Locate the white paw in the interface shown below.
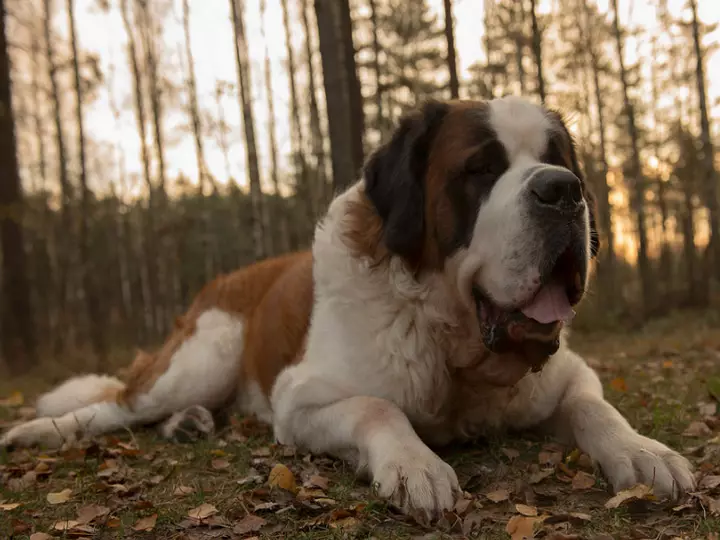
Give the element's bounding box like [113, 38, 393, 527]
[371, 446, 461, 521]
[0, 418, 71, 449]
[598, 434, 695, 499]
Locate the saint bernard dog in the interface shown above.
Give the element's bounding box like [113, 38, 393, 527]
[1, 96, 694, 520]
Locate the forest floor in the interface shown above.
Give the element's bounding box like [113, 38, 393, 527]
[1, 309, 720, 540]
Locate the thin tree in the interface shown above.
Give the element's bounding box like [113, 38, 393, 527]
[281, 0, 315, 237]
[688, 0, 720, 279]
[0, 0, 36, 372]
[443, 0, 460, 99]
[529, 0, 546, 102]
[301, 0, 329, 207]
[230, 0, 266, 260]
[337, 0, 364, 173]
[66, 0, 106, 362]
[610, 0, 653, 314]
[43, 0, 72, 329]
[315, 0, 356, 192]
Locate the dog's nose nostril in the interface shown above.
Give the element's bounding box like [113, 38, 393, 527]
[529, 168, 583, 209]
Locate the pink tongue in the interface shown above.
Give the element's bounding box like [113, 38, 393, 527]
[520, 282, 575, 324]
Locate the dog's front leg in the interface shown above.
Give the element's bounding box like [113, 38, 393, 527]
[547, 357, 695, 499]
[271, 371, 461, 522]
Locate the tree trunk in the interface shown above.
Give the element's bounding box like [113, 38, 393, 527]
[336, 0, 364, 174]
[43, 0, 72, 343]
[314, 0, 356, 192]
[121, 0, 157, 338]
[529, 0, 545, 102]
[230, 0, 266, 261]
[301, 0, 330, 208]
[689, 0, 720, 281]
[442, 0, 460, 99]
[281, 0, 315, 241]
[610, 0, 653, 314]
[66, 0, 106, 362]
[261, 0, 288, 253]
[0, 0, 36, 373]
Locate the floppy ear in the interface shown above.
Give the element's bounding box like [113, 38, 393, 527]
[363, 101, 450, 263]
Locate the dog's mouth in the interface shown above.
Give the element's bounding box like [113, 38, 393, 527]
[472, 245, 585, 379]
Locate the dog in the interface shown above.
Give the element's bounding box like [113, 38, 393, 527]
[1, 96, 695, 521]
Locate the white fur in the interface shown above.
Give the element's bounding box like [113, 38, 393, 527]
[35, 374, 125, 417]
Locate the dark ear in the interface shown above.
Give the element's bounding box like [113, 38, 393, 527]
[363, 101, 450, 262]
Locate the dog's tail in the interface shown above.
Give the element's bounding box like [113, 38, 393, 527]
[35, 373, 126, 418]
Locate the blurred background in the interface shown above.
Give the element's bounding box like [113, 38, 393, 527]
[0, 0, 718, 376]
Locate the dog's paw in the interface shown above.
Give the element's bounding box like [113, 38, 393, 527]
[599, 434, 695, 499]
[159, 406, 215, 443]
[371, 446, 461, 522]
[1, 418, 71, 449]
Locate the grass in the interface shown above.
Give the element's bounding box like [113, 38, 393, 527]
[1, 308, 719, 539]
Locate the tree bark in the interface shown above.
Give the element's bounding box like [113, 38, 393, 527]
[230, 0, 266, 261]
[443, 0, 460, 99]
[689, 0, 720, 280]
[0, 0, 36, 372]
[314, 0, 356, 192]
[336, 0, 364, 174]
[529, 0, 545, 102]
[66, 0, 106, 362]
[610, 0, 653, 314]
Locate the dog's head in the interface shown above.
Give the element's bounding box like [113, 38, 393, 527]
[362, 97, 599, 378]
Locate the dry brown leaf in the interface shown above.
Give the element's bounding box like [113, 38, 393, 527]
[46, 488, 72, 505]
[76, 504, 110, 524]
[462, 511, 484, 535]
[133, 514, 158, 531]
[486, 488, 510, 503]
[268, 463, 297, 492]
[684, 421, 712, 437]
[502, 447, 521, 460]
[454, 497, 473, 515]
[210, 449, 226, 457]
[538, 450, 563, 466]
[0, 503, 21, 511]
[252, 446, 271, 457]
[53, 520, 81, 531]
[329, 516, 360, 529]
[515, 503, 538, 516]
[700, 475, 720, 490]
[506, 515, 542, 540]
[174, 485, 194, 496]
[571, 471, 596, 490]
[232, 514, 266, 535]
[604, 484, 654, 509]
[188, 503, 218, 521]
[297, 487, 326, 500]
[211, 458, 230, 470]
[0, 391, 24, 406]
[610, 377, 627, 392]
[529, 468, 554, 484]
[304, 474, 330, 490]
[29, 533, 52, 540]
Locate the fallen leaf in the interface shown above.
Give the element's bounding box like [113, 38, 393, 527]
[53, 520, 81, 531]
[297, 487, 326, 500]
[76, 504, 110, 524]
[708, 376, 720, 403]
[506, 515, 542, 540]
[304, 475, 330, 490]
[701, 475, 720, 490]
[529, 468, 554, 484]
[610, 377, 627, 392]
[486, 488, 510, 503]
[515, 503, 538, 516]
[0, 391, 24, 406]
[188, 503, 218, 521]
[0, 503, 21, 511]
[604, 484, 654, 509]
[133, 514, 158, 531]
[538, 450, 563, 466]
[268, 463, 297, 492]
[329, 516, 360, 529]
[662, 360, 674, 368]
[502, 447, 521, 460]
[174, 485, 194, 496]
[29, 534, 52, 540]
[571, 471, 596, 490]
[233, 514, 266, 535]
[210, 449, 226, 457]
[684, 421, 712, 437]
[454, 497, 473, 515]
[251, 446, 271, 457]
[211, 458, 230, 470]
[149, 474, 164, 485]
[462, 511, 484, 535]
[46, 488, 72, 505]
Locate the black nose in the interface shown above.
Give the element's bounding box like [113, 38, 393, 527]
[529, 167, 583, 210]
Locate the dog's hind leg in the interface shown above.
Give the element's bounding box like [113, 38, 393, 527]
[1, 309, 244, 449]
